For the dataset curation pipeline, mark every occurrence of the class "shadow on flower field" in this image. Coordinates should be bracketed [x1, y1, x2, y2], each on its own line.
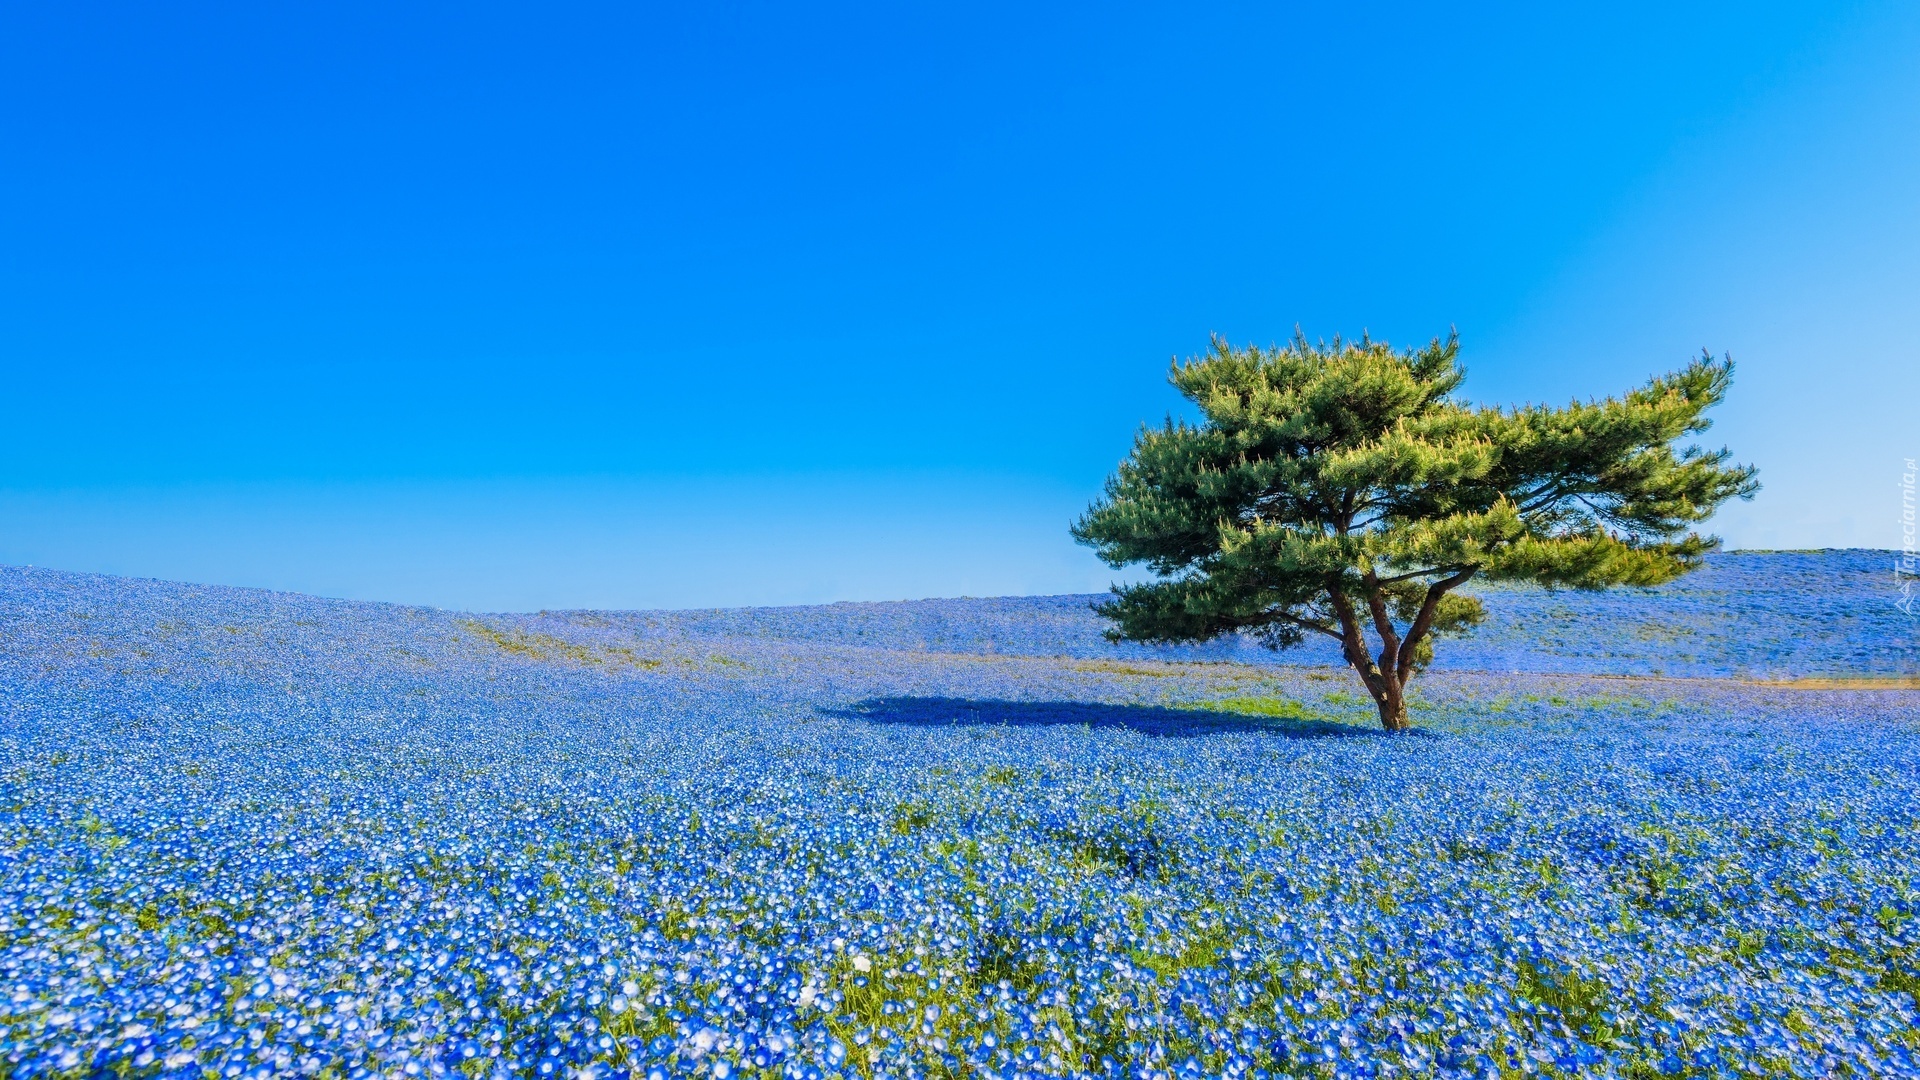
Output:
[832, 695, 1376, 738]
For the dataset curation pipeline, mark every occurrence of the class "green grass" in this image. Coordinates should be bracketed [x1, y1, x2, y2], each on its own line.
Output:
[460, 620, 663, 670]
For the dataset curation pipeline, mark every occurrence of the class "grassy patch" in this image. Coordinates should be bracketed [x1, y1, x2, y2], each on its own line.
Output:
[1202, 695, 1325, 720]
[1513, 958, 1618, 1044]
[1184, 692, 1377, 728]
[1752, 676, 1920, 691]
[460, 620, 662, 670]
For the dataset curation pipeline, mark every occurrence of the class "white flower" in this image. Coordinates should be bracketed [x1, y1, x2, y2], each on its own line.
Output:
[851, 955, 872, 973]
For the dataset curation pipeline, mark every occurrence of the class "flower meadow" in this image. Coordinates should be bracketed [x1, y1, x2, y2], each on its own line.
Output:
[630, 551, 1918, 680]
[1, 555, 1917, 1079]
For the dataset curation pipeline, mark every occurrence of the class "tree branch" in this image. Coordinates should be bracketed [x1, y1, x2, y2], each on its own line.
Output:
[1325, 579, 1385, 699]
[1517, 486, 1561, 514]
[1393, 566, 1478, 685]
[1360, 570, 1401, 676]
[1271, 611, 1344, 640]
[1373, 565, 1465, 585]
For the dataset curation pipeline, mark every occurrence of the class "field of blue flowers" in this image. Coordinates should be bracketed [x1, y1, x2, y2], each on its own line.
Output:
[2, 552, 1917, 1079]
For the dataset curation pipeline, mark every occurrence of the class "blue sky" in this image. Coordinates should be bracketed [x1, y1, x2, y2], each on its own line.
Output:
[3, 1, 1917, 610]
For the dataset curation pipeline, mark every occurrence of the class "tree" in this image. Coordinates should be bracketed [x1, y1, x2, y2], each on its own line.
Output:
[1071, 332, 1758, 731]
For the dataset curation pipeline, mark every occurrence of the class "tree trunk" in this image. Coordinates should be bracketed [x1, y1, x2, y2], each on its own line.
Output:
[1328, 578, 1417, 732]
[1369, 678, 1412, 732]
[1374, 690, 1411, 732]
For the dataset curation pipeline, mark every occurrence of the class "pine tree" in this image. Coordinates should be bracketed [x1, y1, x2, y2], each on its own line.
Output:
[1072, 332, 1758, 731]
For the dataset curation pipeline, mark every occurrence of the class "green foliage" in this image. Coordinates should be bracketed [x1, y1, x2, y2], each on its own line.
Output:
[1073, 332, 1756, 729]
[1196, 695, 1323, 721]
[890, 800, 936, 836]
[1513, 958, 1619, 1045]
[460, 620, 663, 670]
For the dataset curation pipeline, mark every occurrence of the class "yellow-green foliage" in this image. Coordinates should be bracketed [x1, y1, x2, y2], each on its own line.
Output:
[1185, 691, 1378, 727]
[460, 620, 662, 670]
[1196, 695, 1324, 721]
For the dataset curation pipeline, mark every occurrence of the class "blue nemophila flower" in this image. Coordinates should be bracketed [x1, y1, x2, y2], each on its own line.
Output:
[0, 558, 1917, 1077]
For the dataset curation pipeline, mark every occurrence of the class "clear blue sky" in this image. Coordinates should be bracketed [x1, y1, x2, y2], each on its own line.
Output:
[3, 2, 1917, 610]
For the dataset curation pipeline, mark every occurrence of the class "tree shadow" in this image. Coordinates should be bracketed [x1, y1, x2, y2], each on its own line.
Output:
[828, 696, 1378, 739]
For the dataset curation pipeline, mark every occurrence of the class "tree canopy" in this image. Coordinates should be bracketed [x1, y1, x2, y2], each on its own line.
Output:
[1072, 333, 1758, 730]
